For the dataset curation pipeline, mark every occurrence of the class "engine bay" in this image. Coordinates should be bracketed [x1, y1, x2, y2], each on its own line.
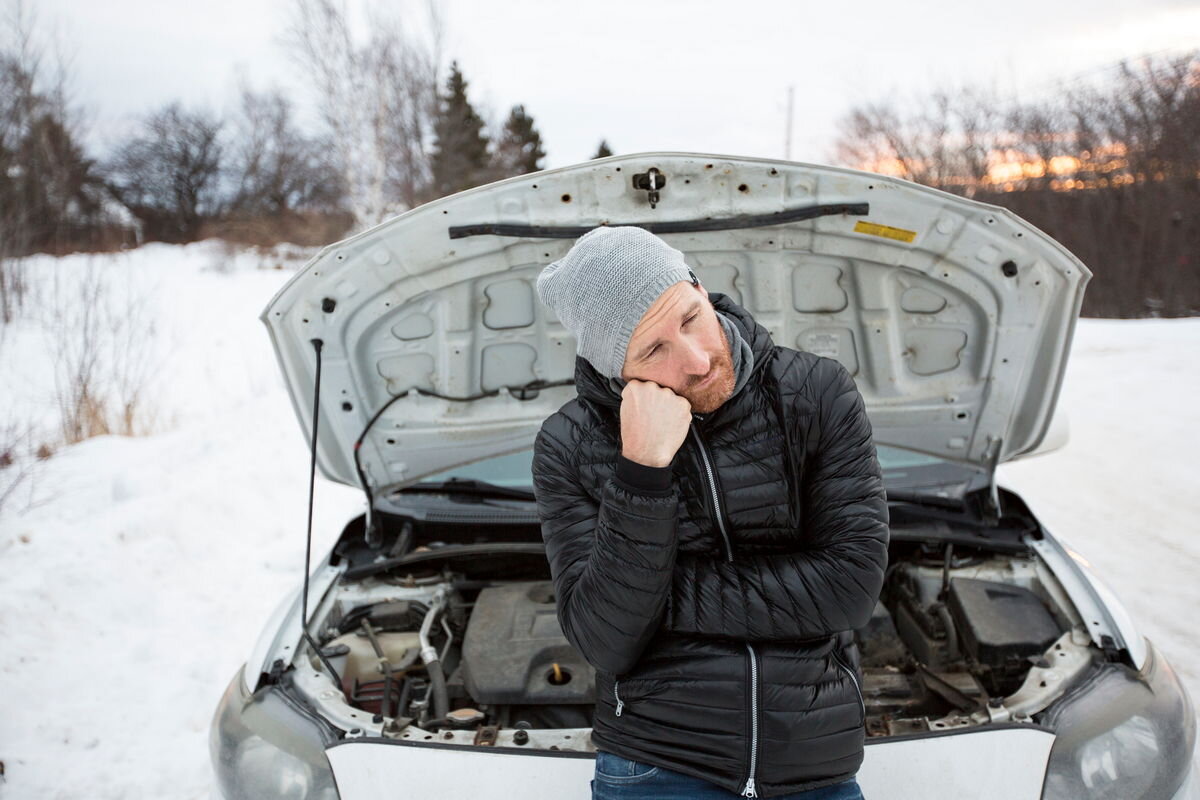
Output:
[282, 509, 1102, 751]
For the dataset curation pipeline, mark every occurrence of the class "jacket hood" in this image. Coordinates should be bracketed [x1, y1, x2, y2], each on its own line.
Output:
[260, 152, 1090, 492]
[572, 291, 775, 411]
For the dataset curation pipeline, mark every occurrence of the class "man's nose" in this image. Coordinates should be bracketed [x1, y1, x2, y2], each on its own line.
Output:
[680, 338, 711, 376]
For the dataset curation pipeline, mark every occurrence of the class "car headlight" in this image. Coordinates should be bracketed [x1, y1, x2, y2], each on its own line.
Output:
[210, 666, 340, 800]
[1041, 639, 1196, 799]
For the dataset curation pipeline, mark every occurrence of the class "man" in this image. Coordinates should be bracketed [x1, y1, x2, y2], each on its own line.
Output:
[531, 226, 889, 799]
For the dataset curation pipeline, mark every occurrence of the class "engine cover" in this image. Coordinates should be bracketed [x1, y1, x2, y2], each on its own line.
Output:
[947, 577, 1061, 674]
[462, 581, 595, 705]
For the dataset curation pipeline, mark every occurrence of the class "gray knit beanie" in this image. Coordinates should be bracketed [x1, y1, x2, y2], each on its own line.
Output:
[535, 226, 696, 379]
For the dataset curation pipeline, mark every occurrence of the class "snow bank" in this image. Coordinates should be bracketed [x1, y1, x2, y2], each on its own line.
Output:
[0, 242, 363, 799]
[0, 243, 1197, 797]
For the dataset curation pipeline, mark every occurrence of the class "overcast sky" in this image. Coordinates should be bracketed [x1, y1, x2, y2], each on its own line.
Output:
[29, 0, 1200, 167]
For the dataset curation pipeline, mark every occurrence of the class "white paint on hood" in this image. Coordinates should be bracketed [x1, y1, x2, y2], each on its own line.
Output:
[262, 152, 1090, 491]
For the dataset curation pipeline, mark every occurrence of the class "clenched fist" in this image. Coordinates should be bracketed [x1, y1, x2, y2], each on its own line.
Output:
[619, 379, 693, 468]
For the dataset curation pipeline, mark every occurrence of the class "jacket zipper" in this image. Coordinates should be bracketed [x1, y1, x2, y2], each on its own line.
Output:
[742, 643, 760, 798]
[689, 424, 735, 558]
[690, 421, 759, 798]
[614, 678, 624, 716]
[832, 650, 865, 720]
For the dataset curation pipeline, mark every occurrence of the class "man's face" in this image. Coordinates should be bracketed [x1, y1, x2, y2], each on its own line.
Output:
[619, 280, 735, 414]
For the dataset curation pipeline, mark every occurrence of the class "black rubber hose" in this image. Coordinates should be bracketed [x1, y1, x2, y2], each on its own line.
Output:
[427, 660, 450, 720]
[396, 678, 413, 718]
[935, 604, 961, 661]
[447, 202, 871, 239]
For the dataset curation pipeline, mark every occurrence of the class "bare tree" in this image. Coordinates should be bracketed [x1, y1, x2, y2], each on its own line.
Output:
[0, 48, 34, 322]
[0, 0, 92, 321]
[1087, 54, 1200, 183]
[226, 83, 342, 217]
[104, 102, 224, 243]
[833, 87, 1006, 195]
[832, 50, 1200, 318]
[1003, 99, 1067, 192]
[952, 88, 1004, 194]
[833, 102, 913, 180]
[373, 9, 443, 209]
[285, 0, 444, 228]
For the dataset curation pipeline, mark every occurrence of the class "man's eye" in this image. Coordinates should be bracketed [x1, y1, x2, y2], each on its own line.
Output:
[683, 314, 698, 325]
[646, 346, 659, 358]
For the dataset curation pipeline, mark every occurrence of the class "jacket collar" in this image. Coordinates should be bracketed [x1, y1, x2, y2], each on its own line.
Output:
[573, 292, 775, 412]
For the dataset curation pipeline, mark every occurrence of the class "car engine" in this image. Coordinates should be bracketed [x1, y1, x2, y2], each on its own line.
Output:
[289, 532, 1099, 751]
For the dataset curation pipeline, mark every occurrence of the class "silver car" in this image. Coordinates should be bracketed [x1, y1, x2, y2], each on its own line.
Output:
[210, 153, 1197, 799]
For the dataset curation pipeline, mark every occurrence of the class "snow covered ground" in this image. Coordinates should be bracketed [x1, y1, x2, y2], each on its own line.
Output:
[0, 243, 365, 799]
[0, 243, 1197, 798]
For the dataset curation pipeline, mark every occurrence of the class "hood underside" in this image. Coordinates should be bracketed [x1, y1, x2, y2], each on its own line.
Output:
[261, 153, 1090, 491]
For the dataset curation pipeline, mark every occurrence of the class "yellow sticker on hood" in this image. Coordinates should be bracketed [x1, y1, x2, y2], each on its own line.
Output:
[854, 220, 917, 243]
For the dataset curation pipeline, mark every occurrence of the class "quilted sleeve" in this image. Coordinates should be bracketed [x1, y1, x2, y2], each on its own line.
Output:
[664, 357, 889, 641]
[531, 419, 680, 675]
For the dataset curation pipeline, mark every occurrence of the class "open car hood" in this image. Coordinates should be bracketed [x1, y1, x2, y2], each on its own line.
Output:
[261, 152, 1090, 491]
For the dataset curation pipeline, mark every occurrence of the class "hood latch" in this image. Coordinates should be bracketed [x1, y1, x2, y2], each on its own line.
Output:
[633, 167, 667, 208]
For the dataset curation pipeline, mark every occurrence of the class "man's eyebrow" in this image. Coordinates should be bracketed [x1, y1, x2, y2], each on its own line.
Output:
[633, 301, 703, 360]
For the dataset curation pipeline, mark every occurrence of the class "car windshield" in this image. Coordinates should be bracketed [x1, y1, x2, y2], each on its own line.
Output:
[418, 444, 959, 490]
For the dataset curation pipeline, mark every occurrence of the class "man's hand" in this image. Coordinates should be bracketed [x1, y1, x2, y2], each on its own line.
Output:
[620, 379, 692, 468]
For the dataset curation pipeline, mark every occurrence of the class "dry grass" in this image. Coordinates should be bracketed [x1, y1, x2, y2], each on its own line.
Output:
[43, 259, 159, 447]
[0, 420, 40, 515]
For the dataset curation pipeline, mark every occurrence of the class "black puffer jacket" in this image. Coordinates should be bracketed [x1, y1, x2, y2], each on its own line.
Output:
[531, 292, 889, 798]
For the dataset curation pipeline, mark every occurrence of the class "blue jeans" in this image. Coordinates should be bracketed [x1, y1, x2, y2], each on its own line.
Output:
[591, 750, 865, 799]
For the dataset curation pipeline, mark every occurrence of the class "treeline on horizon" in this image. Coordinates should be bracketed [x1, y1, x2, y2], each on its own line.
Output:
[0, 0, 1195, 319]
[833, 51, 1199, 318]
[0, 0, 615, 323]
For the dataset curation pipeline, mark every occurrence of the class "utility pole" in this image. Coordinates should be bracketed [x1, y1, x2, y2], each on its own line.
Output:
[784, 85, 794, 160]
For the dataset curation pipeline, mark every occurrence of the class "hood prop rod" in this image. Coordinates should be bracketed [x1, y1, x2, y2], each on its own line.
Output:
[982, 436, 1003, 523]
[301, 338, 343, 687]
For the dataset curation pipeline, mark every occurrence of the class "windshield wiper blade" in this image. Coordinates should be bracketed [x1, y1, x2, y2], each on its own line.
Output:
[885, 489, 967, 509]
[884, 488, 1010, 530]
[396, 478, 536, 502]
[343, 542, 547, 581]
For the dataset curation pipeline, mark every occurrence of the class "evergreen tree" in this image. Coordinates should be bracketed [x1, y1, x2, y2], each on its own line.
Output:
[493, 104, 545, 178]
[429, 61, 490, 198]
[15, 111, 103, 248]
[0, 56, 106, 258]
[592, 139, 613, 159]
